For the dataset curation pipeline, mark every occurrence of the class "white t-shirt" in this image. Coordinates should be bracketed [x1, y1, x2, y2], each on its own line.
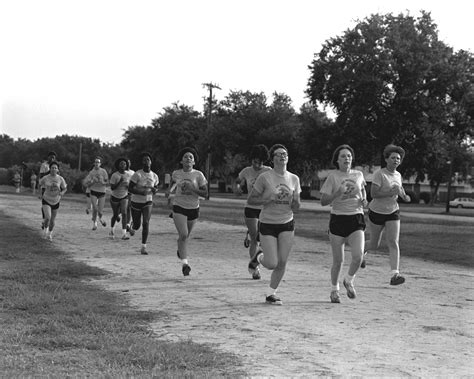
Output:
[369, 168, 402, 214]
[253, 169, 301, 224]
[86, 168, 109, 193]
[130, 169, 159, 203]
[238, 165, 271, 209]
[320, 169, 366, 215]
[110, 170, 133, 199]
[172, 169, 207, 209]
[39, 174, 67, 205]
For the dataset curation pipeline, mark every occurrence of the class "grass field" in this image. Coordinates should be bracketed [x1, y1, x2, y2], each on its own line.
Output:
[0, 188, 472, 376]
[0, 210, 245, 378]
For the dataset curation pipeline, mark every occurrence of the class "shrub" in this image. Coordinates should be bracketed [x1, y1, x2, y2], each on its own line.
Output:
[419, 192, 431, 204]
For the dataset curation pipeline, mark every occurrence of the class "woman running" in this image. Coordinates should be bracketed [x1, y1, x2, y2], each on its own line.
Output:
[362, 144, 410, 285]
[85, 157, 109, 230]
[247, 144, 301, 305]
[236, 144, 271, 279]
[38, 161, 67, 241]
[320, 144, 367, 303]
[167, 147, 208, 276]
[128, 152, 159, 255]
[109, 157, 133, 240]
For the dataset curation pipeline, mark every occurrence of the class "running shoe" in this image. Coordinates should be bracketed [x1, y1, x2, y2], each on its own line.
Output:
[248, 248, 263, 272]
[244, 231, 250, 248]
[140, 246, 148, 255]
[360, 252, 367, 268]
[343, 279, 356, 299]
[100, 218, 107, 227]
[265, 294, 282, 305]
[92, 221, 98, 231]
[116, 214, 121, 222]
[86, 208, 90, 215]
[390, 273, 405, 285]
[109, 230, 115, 239]
[182, 264, 191, 276]
[129, 227, 135, 236]
[121, 234, 130, 240]
[252, 266, 261, 280]
[41, 221, 45, 230]
[330, 290, 341, 303]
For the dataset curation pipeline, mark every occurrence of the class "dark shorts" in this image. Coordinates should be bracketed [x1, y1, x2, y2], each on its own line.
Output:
[259, 220, 295, 238]
[329, 213, 366, 238]
[173, 205, 200, 221]
[368, 209, 400, 225]
[244, 207, 261, 219]
[42, 199, 60, 210]
[110, 195, 128, 203]
[131, 201, 153, 211]
[90, 190, 106, 199]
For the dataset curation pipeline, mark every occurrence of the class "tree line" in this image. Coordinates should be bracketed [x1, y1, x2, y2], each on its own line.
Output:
[1, 11, 472, 198]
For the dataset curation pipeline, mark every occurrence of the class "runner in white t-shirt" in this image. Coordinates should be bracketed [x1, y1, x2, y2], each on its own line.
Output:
[128, 152, 159, 255]
[167, 147, 208, 276]
[247, 144, 301, 305]
[320, 144, 367, 304]
[84, 157, 109, 230]
[109, 157, 134, 240]
[39, 151, 57, 229]
[362, 144, 410, 286]
[38, 161, 67, 241]
[235, 144, 271, 279]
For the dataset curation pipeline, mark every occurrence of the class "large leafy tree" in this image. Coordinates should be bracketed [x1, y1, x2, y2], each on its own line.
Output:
[307, 11, 474, 182]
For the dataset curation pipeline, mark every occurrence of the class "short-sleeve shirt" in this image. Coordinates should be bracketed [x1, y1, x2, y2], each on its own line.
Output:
[86, 168, 109, 193]
[172, 169, 207, 209]
[238, 165, 271, 209]
[369, 168, 402, 214]
[39, 162, 50, 178]
[39, 174, 67, 205]
[130, 169, 159, 203]
[252, 169, 301, 224]
[110, 170, 133, 199]
[320, 170, 366, 215]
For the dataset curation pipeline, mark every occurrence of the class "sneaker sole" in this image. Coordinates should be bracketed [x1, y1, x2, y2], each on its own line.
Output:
[182, 265, 191, 276]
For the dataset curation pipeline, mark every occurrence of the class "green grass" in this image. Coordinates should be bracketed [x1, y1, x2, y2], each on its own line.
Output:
[0, 212, 245, 378]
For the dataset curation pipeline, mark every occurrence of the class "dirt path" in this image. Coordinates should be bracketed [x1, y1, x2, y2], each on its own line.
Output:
[2, 193, 473, 377]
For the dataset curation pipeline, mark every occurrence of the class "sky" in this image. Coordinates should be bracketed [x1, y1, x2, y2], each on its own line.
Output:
[1, 0, 472, 145]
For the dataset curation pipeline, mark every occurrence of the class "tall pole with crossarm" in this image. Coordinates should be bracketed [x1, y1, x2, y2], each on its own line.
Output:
[202, 82, 221, 200]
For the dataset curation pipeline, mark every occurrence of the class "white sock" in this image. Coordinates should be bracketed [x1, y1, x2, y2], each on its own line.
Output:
[182, 259, 188, 265]
[268, 287, 277, 296]
[332, 284, 340, 291]
[391, 270, 399, 276]
[345, 274, 355, 283]
[142, 243, 146, 248]
[121, 229, 127, 236]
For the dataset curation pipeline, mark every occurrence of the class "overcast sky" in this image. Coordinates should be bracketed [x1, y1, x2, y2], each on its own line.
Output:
[1, 0, 472, 144]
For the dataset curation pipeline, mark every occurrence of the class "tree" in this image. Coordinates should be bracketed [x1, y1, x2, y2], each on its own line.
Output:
[307, 11, 474, 182]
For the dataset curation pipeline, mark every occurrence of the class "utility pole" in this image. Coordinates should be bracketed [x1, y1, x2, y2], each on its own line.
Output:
[202, 82, 221, 200]
[78, 142, 82, 171]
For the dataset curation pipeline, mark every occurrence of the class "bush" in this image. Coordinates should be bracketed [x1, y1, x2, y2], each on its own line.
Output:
[0, 168, 9, 185]
[419, 192, 431, 204]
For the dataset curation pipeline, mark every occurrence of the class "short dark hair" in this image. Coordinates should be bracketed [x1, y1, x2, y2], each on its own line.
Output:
[250, 144, 269, 162]
[268, 144, 288, 158]
[114, 157, 129, 171]
[383, 144, 405, 160]
[141, 152, 152, 161]
[331, 144, 355, 169]
[177, 147, 199, 164]
[47, 151, 57, 158]
[49, 161, 60, 169]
